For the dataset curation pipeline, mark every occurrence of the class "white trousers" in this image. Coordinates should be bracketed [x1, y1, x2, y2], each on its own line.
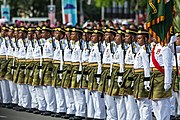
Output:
[175, 91, 180, 115]
[21, 84, 31, 108]
[124, 95, 140, 120]
[8, 81, 18, 104]
[104, 94, 117, 120]
[170, 91, 176, 116]
[137, 98, 152, 120]
[73, 88, 86, 117]
[54, 87, 66, 113]
[0, 81, 2, 103]
[35, 86, 46, 111]
[152, 98, 171, 120]
[17, 84, 23, 106]
[85, 89, 89, 104]
[91, 91, 106, 119]
[28, 85, 38, 109]
[43, 85, 56, 112]
[86, 91, 95, 118]
[64, 88, 75, 114]
[115, 96, 127, 120]
[0, 80, 11, 104]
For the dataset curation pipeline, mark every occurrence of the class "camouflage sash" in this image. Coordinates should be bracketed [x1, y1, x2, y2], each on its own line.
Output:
[32, 62, 41, 86]
[88, 66, 98, 91]
[119, 68, 134, 95]
[149, 70, 172, 100]
[70, 65, 80, 88]
[98, 67, 110, 93]
[79, 64, 89, 88]
[107, 65, 120, 96]
[41, 61, 53, 86]
[133, 72, 149, 99]
[24, 62, 35, 85]
[4, 59, 13, 80]
[52, 64, 62, 87]
[0, 59, 10, 79]
[61, 64, 72, 88]
[17, 62, 26, 84]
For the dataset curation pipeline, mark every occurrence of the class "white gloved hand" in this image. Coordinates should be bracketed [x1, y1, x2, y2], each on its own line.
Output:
[144, 81, 151, 91]
[97, 78, 100, 84]
[131, 81, 134, 88]
[117, 76, 123, 87]
[39, 69, 42, 79]
[170, 36, 177, 44]
[59, 73, 62, 79]
[11, 69, 14, 75]
[86, 75, 89, 81]
[108, 79, 111, 86]
[164, 83, 171, 91]
[24, 69, 26, 75]
[77, 74, 81, 83]
[30, 70, 33, 77]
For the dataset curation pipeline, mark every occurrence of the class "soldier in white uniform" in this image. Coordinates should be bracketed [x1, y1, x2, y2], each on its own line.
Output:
[109, 29, 126, 120]
[61, 27, 76, 119]
[40, 26, 56, 115]
[100, 28, 117, 120]
[32, 26, 47, 114]
[0, 26, 12, 107]
[68, 28, 86, 120]
[149, 35, 173, 120]
[5, 26, 18, 108]
[133, 29, 152, 120]
[52, 27, 67, 117]
[168, 32, 180, 119]
[25, 27, 39, 113]
[15, 27, 31, 111]
[82, 28, 94, 119]
[124, 28, 140, 120]
[88, 29, 106, 120]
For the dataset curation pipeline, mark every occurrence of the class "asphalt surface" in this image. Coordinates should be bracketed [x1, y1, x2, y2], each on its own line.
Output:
[0, 106, 160, 120]
[0, 107, 66, 120]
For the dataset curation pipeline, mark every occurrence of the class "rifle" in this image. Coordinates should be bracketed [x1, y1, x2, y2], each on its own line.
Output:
[58, 35, 64, 61]
[130, 36, 136, 55]
[97, 37, 105, 98]
[85, 34, 90, 52]
[77, 34, 83, 88]
[143, 36, 151, 62]
[65, 34, 71, 50]
[7, 35, 15, 51]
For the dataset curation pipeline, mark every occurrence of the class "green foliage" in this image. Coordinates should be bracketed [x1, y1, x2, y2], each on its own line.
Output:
[1, 0, 50, 17]
[174, 0, 180, 32]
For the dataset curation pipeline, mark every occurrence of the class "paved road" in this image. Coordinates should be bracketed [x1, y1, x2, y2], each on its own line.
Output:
[0, 107, 66, 120]
[0, 106, 160, 120]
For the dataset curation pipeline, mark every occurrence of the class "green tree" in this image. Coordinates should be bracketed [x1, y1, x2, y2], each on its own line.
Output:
[174, 0, 180, 32]
[0, 0, 50, 18]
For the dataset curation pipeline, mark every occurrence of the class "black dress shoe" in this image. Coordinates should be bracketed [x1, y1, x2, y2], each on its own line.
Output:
[33, 109, 41, 114]
[12, 103, 18, 107]
[86, 118, 94, 120]
[26, 108, 33, 113]
[94, 118, 104, 120]
[5, 103, 13, 109]
[16, 106, 26, 111]
[69, 116, 85, 120]
[42, 111, 54, 116]
[170, 115, 176, 120]
[61, 114, 75, 119]
[1, 103, 6, 107]
[0, 103, 3, 107]
[53, 112, 66, 117]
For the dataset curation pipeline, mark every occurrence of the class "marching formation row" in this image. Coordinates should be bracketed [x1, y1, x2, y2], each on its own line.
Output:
[0, 25, 180, 120]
